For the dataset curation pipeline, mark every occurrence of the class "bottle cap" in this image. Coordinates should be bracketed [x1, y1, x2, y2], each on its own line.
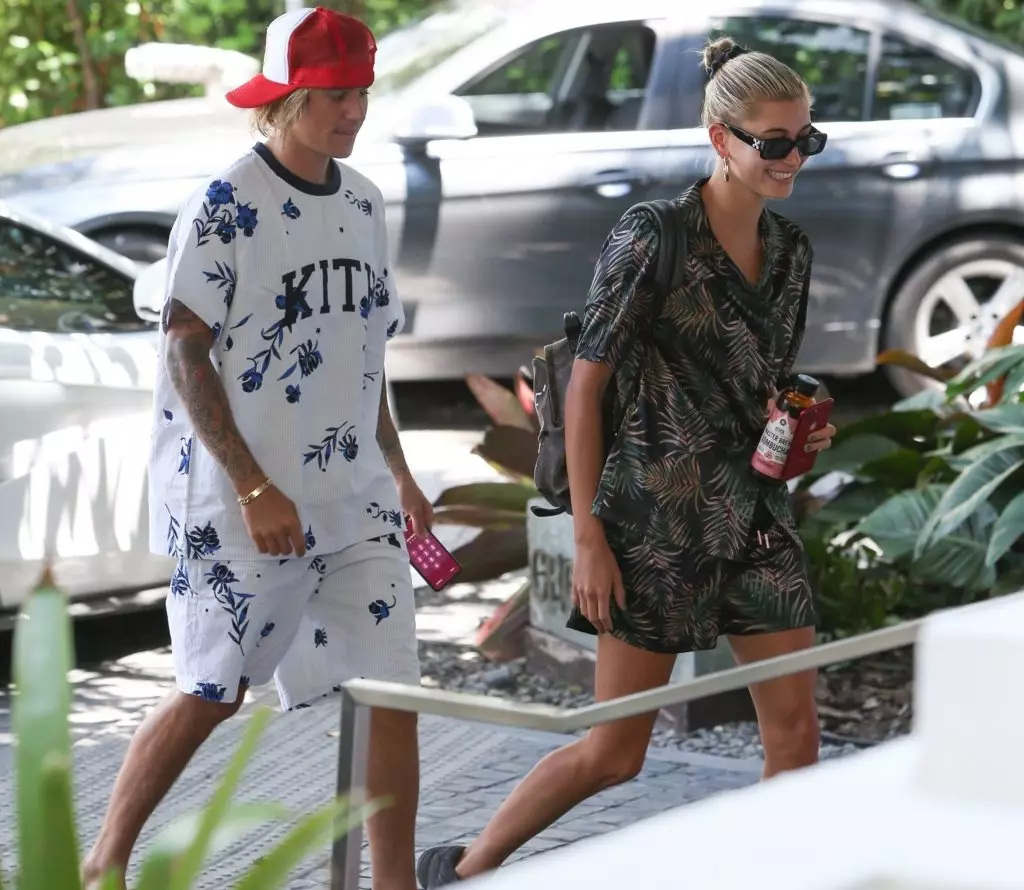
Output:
[793, 374, 820, 397]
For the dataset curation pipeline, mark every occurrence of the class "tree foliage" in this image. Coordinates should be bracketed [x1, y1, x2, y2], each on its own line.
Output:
[0, 0, 443, 128]
[0, 0, 1019, 129]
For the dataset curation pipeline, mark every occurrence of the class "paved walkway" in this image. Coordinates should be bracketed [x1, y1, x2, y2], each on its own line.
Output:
[0, 646, 759, 888]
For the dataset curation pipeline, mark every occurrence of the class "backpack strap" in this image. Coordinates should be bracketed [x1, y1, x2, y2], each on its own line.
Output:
[625, 198, 687, 308]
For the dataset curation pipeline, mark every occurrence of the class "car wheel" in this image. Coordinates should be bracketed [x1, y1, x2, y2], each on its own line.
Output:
[93, 228, 169, 266]
[884, 235, 1024, 398]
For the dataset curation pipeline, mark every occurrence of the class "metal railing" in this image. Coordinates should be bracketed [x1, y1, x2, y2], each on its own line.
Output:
[329, 618, 922, 889]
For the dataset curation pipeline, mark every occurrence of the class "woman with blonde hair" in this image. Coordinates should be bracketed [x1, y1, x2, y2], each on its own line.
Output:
[416, 35, 836, 887]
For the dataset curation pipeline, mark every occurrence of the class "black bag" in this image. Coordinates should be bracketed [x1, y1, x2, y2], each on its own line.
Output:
[531, 199, 688, 517]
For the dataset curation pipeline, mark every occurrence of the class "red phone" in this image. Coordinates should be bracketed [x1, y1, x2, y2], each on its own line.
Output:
[404, 520, 462, 591]
[781, 398, 835, 480]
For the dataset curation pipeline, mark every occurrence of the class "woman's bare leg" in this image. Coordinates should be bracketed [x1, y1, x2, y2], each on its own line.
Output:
[728, 627, 820, 779]
[454, 634, 676, 879]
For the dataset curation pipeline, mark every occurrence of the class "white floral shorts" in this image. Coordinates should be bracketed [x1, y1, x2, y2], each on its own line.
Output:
[166, 533, 420, 711]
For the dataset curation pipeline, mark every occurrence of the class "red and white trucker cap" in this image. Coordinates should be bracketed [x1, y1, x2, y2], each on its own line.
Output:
[225, 6, 376, 108]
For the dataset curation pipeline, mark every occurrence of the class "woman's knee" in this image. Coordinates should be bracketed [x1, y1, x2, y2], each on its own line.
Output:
[579, 726, 650, 788]
[759, 705, 820, 768]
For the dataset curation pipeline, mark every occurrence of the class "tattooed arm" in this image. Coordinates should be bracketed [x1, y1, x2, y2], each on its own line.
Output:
[376, 370, 410, 479]
[162, 299, 266, 495]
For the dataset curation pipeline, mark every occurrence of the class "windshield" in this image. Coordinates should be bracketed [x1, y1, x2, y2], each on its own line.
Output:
[372, 0, 514, 94]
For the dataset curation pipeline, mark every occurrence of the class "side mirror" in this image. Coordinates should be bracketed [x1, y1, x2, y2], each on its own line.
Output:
[133, 257, 167, 324]
[393, 95, 478, 145]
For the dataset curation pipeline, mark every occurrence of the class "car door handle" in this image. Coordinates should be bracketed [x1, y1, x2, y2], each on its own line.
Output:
[879, 151, 927, 180]
[586, 169, 642, 198]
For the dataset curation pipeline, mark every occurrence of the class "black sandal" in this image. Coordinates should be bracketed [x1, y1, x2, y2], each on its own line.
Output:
[416, 845, 466, 888]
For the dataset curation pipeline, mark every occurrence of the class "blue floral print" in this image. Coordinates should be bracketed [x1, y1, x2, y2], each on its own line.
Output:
[184, 521, 221, 558]
[367, 502, 402, 529]
[282, 198, 301, 219]
[314, 627, 328, 648]
[178, 437, 192, 475]
[193, 682, 227, 702]
[202, 261, 236, 308]
[205, 562, 254, 656]
[344, 190, 372, 215]
[192, 180, 259, 247]
[303, 422, 358, 471]
[368, 596, 396, 625]
[286, 384, 301, 404]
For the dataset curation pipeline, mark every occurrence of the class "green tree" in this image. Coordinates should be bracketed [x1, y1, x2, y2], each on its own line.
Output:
[0, 0, 441, 128]
[915, 0, 1024, 44]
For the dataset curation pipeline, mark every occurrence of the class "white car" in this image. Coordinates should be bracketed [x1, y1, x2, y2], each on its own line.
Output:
[0, 202, 172, 616]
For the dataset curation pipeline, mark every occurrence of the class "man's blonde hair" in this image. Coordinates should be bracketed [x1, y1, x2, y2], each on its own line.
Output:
[249, 88, 311, 137]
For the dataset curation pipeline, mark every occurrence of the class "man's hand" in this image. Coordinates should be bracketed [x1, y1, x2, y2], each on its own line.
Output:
[239, 483, 306, 557]
[397, 473, 433, 538]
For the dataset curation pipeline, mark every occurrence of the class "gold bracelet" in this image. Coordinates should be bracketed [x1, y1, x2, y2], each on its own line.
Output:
[237, 478, 273, 506]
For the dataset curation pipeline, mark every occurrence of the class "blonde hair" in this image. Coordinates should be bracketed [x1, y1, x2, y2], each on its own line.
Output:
[248, 88, 311, 137]
[700, 36, 811, 127]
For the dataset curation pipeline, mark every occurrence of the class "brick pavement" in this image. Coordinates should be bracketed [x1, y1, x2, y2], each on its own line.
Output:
[0, 664, 759, 888]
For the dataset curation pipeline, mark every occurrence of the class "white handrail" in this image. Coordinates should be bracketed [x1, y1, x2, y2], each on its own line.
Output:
[329, 617, 923, 889]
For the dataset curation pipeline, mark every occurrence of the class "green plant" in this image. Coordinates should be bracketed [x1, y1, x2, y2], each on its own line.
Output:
[10, 571, 381, 890]
[799, 345, 1024, 598]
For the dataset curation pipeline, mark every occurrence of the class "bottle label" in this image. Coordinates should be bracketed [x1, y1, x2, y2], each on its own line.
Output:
[751, 404, 795, 478]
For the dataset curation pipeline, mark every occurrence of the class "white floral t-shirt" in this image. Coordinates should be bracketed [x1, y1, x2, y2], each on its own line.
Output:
[148, 143, 406, 561]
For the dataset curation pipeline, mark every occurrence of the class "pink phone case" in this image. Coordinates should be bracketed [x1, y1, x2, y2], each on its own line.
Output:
[781, 398, 835, 480]
[403, 523, 462, 592]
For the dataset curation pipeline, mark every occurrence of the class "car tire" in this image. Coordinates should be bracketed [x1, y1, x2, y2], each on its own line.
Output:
[93, 228, 169, 265]
[883, 234, 1024, 398]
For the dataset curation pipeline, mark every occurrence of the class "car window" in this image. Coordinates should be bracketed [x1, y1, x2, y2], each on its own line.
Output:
[0, 220, 145, 333]
[708, 16, 871, 122]
[873, 34, 978, 120]
[454, 24, 656, 135]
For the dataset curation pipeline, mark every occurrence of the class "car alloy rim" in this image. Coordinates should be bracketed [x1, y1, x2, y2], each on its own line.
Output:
[913, 258, 1024, 372]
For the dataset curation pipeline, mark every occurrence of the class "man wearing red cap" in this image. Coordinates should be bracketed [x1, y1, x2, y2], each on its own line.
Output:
[83, 8, 430, 889]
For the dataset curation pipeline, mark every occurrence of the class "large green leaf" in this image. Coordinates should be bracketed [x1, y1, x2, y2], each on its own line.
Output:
[233, 796, 384, 890]
[915, 448, 1024, 557]
[986, 490, 1024, 567]
[830, 408, 939, 450]
[12, 570, 81, 890]
[433, 481, 538, 512]
[891, 387, 952, 414]
[807, 482, 892, 527]
[858, 485, 946, 560]
[432, 505, 526, 530]
[946, 346, 1024, 398]
[857, 485, 996, 590]
[857, 449, 928, 487]
[968, 403, 1024, 434]
[947, 432, 1024, 471]
[807, 433, 904, 477]
[471, 425, 538, 481]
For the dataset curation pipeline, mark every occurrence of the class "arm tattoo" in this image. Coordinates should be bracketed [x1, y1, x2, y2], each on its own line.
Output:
[376, 372, 409, 476]
[163, 299, 265, 492]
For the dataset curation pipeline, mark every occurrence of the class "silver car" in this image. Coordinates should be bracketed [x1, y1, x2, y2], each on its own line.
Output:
[1, 0, 1023, 394]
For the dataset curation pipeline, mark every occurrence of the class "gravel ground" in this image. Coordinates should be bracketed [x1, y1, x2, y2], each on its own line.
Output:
[418, 640, 879, 762]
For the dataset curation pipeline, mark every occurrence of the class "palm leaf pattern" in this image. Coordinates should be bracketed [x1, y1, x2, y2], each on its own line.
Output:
[569, 178, 815, 652]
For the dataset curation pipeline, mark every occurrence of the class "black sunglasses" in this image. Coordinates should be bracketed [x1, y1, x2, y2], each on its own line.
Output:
[726, 124, 828, 161]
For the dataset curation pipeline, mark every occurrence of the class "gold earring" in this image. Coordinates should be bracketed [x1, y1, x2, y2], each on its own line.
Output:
[723, 157, 730, 182]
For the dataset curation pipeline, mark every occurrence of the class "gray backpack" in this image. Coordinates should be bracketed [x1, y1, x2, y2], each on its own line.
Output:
[531, 199, 688, 517]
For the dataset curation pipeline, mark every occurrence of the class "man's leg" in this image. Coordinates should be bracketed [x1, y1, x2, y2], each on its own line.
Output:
[83, 555, 306, 887]
[81, 688, 244, 887]
[274, 538, 422, 890]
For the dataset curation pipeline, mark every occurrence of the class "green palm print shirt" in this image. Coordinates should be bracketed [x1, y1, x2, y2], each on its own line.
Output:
[576, 178, 812, 560]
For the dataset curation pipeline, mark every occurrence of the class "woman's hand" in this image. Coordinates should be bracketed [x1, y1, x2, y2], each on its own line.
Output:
[397, 472, 434, 537]
[572, 529, 625, 635]
[804, 420, 837, 453]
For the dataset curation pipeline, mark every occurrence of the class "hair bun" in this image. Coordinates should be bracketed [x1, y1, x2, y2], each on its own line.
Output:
[703, 37, 750, 77]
